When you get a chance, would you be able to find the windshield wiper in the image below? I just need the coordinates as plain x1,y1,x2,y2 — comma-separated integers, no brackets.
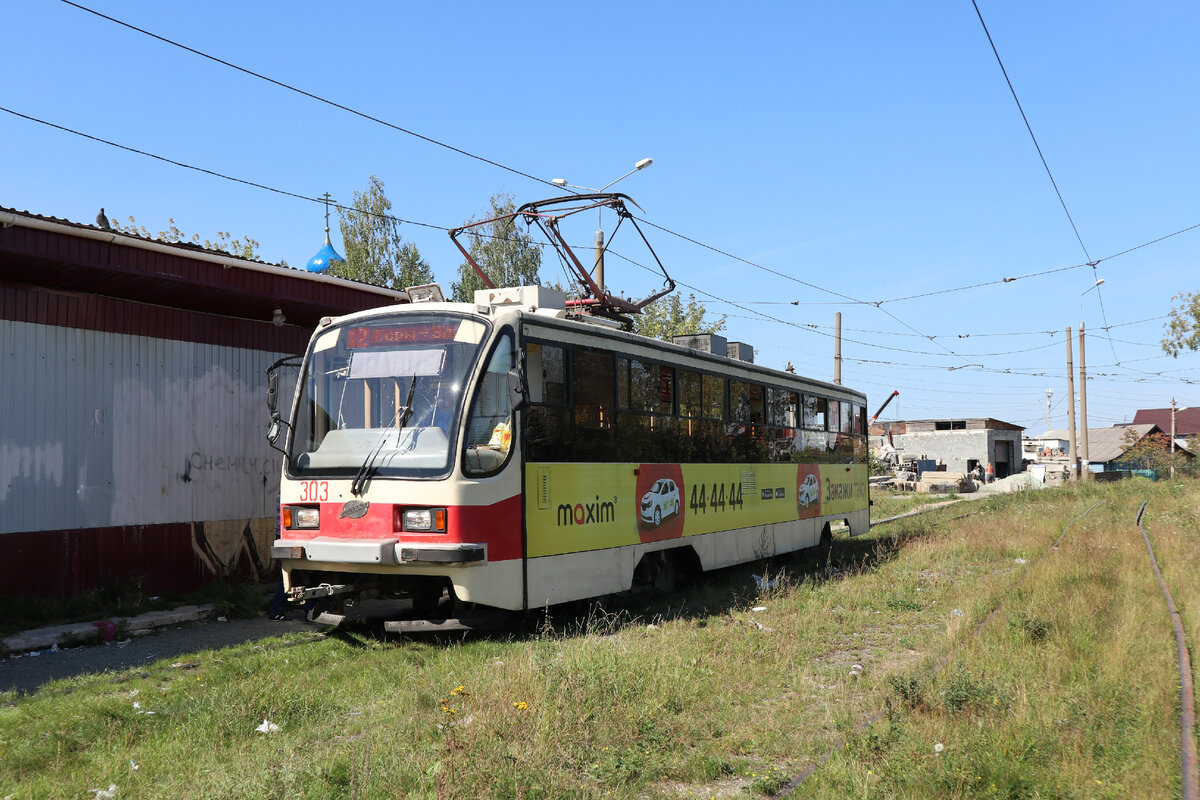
350,373,417,497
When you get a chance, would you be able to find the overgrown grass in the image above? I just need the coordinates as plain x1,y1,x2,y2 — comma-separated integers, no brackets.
1,479,1195,798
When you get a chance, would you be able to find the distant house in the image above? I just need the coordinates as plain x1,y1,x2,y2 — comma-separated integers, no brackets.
1132,407,1200,444
1034,424,1194,472
0,206,407,598
868,418,1025,478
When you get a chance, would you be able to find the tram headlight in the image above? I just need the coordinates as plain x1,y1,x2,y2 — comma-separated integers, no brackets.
401,508,447,533
283,506,320,529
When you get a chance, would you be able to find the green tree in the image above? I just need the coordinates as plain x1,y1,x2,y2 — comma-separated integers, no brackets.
1118,428,1172,473
112,216,261,260
329,175,433,290
631,292,727,342
1162,291,1200,357
451,192,542,302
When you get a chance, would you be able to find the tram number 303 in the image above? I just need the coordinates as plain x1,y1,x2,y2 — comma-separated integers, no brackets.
298,480,330,502
690,482,745,515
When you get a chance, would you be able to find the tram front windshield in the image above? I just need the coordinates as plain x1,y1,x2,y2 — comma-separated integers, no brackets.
287,313,490,479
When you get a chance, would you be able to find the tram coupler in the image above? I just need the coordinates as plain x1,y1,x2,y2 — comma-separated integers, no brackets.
288,582,355,602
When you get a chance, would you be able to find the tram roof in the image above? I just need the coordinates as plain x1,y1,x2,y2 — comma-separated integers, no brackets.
327,296,867,403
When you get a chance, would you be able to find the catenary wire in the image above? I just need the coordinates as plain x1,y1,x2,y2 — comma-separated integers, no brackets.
5,102,1193,388
58,0,562,192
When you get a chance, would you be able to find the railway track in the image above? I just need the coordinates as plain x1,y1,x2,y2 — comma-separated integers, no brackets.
778,495,1199,798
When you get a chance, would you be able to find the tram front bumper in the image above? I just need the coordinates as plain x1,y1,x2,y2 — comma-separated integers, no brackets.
272,537,486,566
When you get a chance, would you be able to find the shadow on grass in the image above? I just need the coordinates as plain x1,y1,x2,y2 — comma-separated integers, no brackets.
336,508,959,650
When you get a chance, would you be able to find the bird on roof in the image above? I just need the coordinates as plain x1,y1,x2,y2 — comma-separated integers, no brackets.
96,208,111,230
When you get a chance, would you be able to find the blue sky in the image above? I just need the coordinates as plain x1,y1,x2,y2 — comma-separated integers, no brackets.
5,1,1198,433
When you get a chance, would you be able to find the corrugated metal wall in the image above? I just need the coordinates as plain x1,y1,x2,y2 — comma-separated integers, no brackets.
1,319,291,533
0,318,299,595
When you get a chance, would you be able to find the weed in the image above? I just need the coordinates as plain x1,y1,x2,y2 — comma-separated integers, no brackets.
885,595,922,612
888,672,929,710
938,665,995,713
1009,611,1052,643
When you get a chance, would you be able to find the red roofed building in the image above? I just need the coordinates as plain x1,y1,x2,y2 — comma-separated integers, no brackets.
0,207,408,597
1132,407,1200,438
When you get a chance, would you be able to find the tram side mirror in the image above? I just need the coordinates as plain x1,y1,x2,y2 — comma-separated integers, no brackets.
266,412,289,455
508,367,528,412
507,351,528,412
266,370,279,413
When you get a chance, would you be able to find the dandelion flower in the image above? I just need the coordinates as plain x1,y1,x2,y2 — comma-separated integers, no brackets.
934,742,944,753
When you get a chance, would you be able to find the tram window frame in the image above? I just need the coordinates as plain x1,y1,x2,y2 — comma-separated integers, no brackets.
461,328,518,478
523,338,572,462
526,340,568,406
802,394,828,430
572,345,617,461
616,357,676,415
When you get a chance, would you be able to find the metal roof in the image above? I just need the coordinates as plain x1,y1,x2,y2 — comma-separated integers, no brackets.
1040,424,1159,463
0,206,407,332
1132,407,1200,436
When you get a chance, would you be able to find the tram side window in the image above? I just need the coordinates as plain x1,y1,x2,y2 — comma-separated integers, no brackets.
462,332,516,476
729,380,767,462
527,342,566,404
852,403,868,463
678,370,724,462
525,341,571,462
767,387,800,462
803,395,827,430
573,347,616,461
797,395,833,464
679,370,702,418
616,358,677,462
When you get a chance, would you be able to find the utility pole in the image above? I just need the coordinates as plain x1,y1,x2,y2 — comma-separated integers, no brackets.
1079,324,1090,480
1065,326,1078,480
1171,397,1177,479
834,312,842,385
1045,388,1053,433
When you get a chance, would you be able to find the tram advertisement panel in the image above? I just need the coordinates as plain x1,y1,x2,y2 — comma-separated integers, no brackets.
525,463,867,558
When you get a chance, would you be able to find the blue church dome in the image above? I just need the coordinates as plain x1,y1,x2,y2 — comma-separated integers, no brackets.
306,240,343,273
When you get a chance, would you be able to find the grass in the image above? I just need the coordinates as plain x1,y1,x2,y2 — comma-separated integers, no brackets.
0,479,1195,798
869,486,963,519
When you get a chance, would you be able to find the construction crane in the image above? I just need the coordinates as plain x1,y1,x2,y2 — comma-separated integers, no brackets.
870,390,899,424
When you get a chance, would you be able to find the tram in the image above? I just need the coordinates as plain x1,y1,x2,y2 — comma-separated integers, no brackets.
266,195,869,629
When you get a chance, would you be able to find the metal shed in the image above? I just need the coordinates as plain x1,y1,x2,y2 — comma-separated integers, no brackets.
0,207,407,597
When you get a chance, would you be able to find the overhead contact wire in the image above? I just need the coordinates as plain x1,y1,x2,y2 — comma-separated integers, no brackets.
59,0,560,191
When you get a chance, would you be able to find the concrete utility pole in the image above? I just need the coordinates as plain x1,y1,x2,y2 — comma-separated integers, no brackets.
1045,388,1054,433
1171,397,1177,479
834,312,842,385
1079,324,1091,480
1065,326,1078,480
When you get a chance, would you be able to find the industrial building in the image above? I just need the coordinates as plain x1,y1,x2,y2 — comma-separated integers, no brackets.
869,417,1026,478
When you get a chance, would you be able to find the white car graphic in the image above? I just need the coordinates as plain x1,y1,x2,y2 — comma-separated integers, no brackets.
798,474,820,509
640,478,680,527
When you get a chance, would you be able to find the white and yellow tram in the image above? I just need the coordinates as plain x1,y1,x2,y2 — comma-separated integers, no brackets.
268,284,870,629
